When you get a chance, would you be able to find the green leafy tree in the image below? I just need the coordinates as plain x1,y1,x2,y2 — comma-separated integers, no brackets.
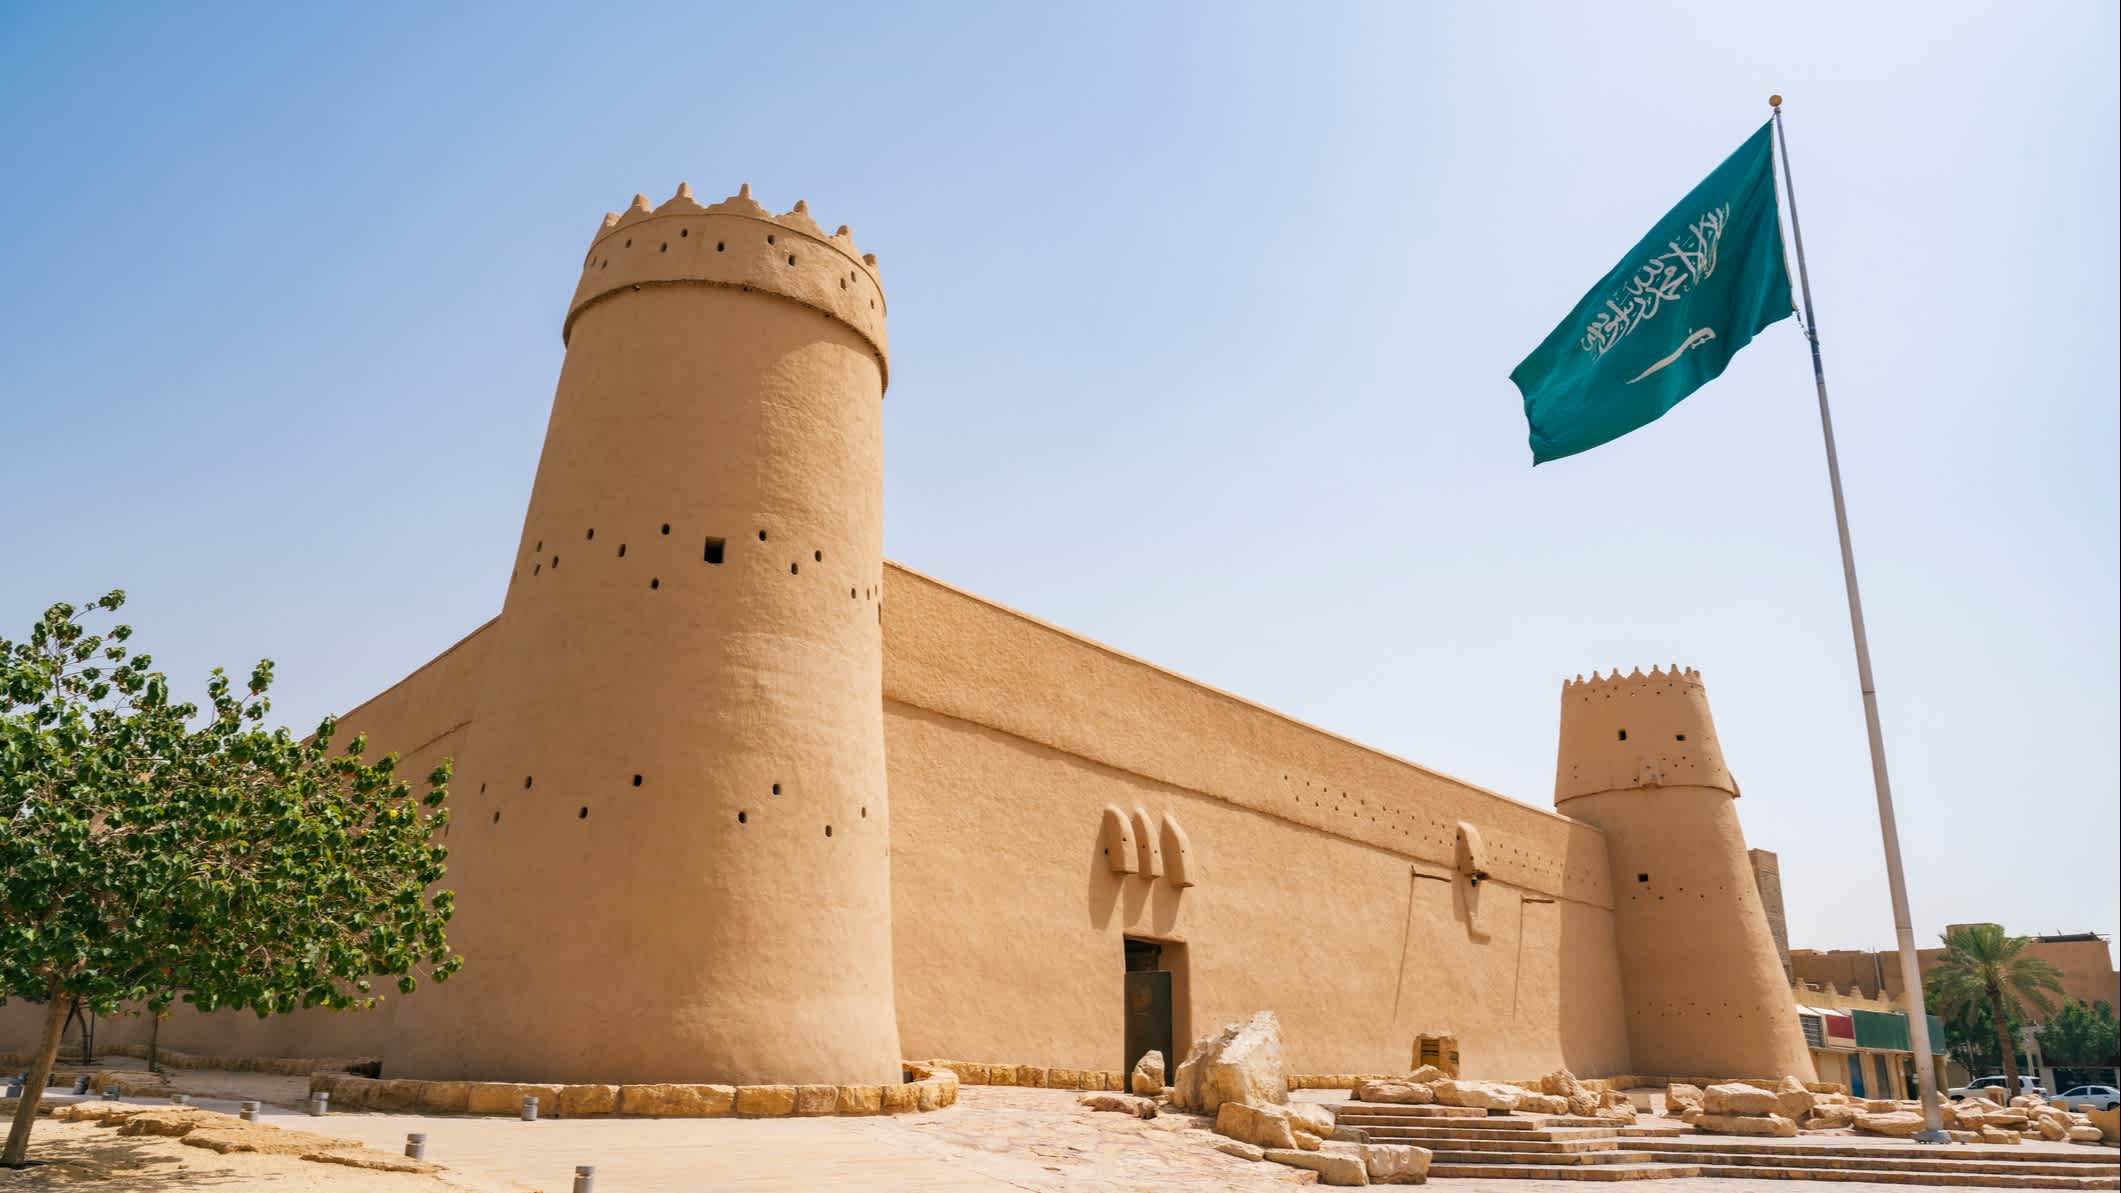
2037,999,2120,1068
1,593,460,1166
1924,924,2064,1096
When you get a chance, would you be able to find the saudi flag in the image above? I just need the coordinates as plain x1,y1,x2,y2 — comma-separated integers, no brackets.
1512,121,1794,464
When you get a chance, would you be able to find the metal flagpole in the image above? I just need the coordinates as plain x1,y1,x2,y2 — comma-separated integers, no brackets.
1768,94,1948,1143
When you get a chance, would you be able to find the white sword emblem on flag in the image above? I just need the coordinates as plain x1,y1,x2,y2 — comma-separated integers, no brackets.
1627,327,1717,383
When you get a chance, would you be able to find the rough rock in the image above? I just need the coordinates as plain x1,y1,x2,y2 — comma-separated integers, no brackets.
1352,1079,1433,1105
1864,1098,1900,1113
1594,1102,1638,1123
304,1148,440,1173
1214,1100,1296,1149
1855,1111,1927,1137
1985,1111,2030,1128
1666,1082,1704,1113
1802,1103,1861,1129
616,1083,734,1117
1292,1129,1323,1151
1772,1075,1814,1120
1703,1083,1779,1115
1216,1140,1266,1161
1517,1092,1571,1115
1081,1092,1159,1119
1287,1103,1336,1140
735,1084,797,1117
1405,1064,1450,1085
1694,1111,1798,1137
1431,1079,1523,1111
1172,1012,1290,1113
2035,1117,2069,1141
1979,1125,2022,1144
1679,1106,1703,1124
1131,1050,1166,1096
1362,1142,1433,1184
2068,1124,2104,1142
1263,1147,1370,1186
181,1126,354,1156
116,1108,224,1137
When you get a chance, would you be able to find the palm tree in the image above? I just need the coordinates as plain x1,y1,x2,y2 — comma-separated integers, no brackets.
1926,924,2065,1095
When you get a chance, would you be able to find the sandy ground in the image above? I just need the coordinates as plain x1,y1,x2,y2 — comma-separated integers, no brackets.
3,1064,2114,1192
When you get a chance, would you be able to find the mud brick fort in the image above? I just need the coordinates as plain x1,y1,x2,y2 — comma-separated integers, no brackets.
7,184,1820,1091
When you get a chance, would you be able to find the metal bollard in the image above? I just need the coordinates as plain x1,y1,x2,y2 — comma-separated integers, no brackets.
520,1095,540,1122
405,1132,427,1160
102,1089,120,1101
309,1091,330,1116
240,1100,261,1122
572,1165,595,1193
72,1075,92,1094
3,1082,21,1100
170,1093,189,1106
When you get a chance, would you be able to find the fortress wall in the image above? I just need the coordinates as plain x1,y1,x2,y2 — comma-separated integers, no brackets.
880,564,1633,1078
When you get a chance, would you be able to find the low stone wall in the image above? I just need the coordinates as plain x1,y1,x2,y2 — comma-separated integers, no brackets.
0,1043,374,1078
305,1061,961,1118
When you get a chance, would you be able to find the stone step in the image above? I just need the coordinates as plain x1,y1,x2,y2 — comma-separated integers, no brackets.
1652,1150,2121,1177
1331,1101,1488,1118
1428,1161,1702,1181
1616,1122,1692,1137
1364,1133,1626,1154
1651,1139,2119,1166
1354,1125,1621,1144
1334,1106,1543,1126
1691,1163,2120,1189
1427,1148,1657,1166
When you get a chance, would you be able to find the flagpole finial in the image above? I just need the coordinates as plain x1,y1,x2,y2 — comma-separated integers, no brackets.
1768,94,1783,109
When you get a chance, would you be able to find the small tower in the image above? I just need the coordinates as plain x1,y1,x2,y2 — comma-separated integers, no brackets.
397,184,900,1084
1554,667,1813,1080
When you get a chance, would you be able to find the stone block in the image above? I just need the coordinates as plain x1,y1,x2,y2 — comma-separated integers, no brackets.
1518,1092,1570,1115
1046,1067,1079,1090
1694,1111,1798,1137
1361,1142,1433,1184
1130,1050,1165,1096
1287,1102,1335,1140
1666,1082,1704,1112
1263,1147,1370,1186
1214,1101,1297,1150
1019,1066,1048,1088
1431,1079,1522,1111
2068,1124,2104,1142
1979,1125,2022,1144
1216,1140,1265,1161
793,1085,838,1116
331,1077,379,1109
367,1079,426,1113
1292,1129,1322,1150
1172,1012,1290,1113
1352,1079,1432,1105
957,1062,990,1085
914,1080,944,1112
555,1084,618,1117
1405,1065,1449,1085
837,1085,882,1115
466,1083,563,1117
1854,1111,1926,1137
413,1080,471,1114
1079,1092,1157,1118
1703,1083,1779,1115
880,1083,917,1114
986,1064,1017,1087
735,1085,797,1117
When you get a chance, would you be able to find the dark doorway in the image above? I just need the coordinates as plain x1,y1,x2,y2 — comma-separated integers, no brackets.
1123,937,1174,1085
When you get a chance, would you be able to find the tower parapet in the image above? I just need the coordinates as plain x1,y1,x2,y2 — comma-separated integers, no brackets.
567,184,889,384
1553,665,1813,1080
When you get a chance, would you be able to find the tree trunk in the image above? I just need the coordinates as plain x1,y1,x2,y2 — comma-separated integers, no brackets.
147,1014,161,1074
2,982,71,1167
1988,984,2021,1096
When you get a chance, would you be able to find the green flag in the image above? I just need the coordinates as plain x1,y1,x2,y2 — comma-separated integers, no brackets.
1512,121,1794,464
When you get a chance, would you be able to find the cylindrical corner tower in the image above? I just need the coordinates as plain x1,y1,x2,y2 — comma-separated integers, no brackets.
398,183,900,1084
1553,666,1814,1080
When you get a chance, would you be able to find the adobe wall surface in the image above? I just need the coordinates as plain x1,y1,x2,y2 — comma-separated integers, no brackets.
880,563,1634,1079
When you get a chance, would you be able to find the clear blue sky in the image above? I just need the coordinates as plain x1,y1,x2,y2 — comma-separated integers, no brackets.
3,2,2114,961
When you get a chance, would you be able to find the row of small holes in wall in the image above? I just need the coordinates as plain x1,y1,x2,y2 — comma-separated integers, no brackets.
588,230,876,311
522,528,877,601
485,776,870,826
1275,771,1573,887
1615,730,1688,741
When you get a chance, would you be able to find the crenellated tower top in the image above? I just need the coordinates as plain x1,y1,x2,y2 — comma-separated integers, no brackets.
565,183,889,386
1554,664,1738,804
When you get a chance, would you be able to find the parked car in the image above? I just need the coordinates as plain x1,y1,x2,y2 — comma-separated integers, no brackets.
1947,1075,2049,1101
2055,1085,2120,1111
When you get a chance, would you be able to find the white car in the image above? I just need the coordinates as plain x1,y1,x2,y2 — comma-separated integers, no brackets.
2055,1084,2120,1112
1947,1074,2049,1101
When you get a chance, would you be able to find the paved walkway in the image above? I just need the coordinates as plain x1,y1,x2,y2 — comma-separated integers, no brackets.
143,1074,2113,1193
